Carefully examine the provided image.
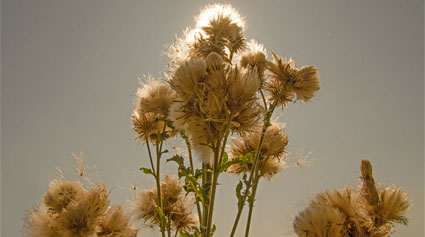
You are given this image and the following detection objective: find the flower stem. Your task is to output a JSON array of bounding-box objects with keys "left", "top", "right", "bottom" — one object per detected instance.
[
  {"left": 180, "top": 131, "right": 203, "bottom": 228},
  {"left": 205, "top": 117, "right": 232, "bottom": 236},
  {"left": 145, "top": 137, "right": 156, "bottom": 175},
  {"left": 230, "top": 103, "right": 276, "bottom": 237},
  {"left": 155, "top": 123, "right": 168, "bottom": 237},
  {"left": 245, "top": 173, "right": 261, "bottom": 236}
]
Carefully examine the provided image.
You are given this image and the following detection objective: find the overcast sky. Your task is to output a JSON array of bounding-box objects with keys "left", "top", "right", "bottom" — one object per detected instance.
[{"left": 2, "top": 0, "right": 424, "bottom": 236}]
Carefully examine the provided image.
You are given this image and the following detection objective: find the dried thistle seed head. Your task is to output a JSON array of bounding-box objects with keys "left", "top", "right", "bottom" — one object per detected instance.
[
  {"left": 26, "top": 206, "right": 60, "bottom": 237},
  {"left": 230, "top": 123, "right": 288, "bottom": 159},
  {"left": 226, "top": 154, "right": 286, "bottom": 180},
  {"left": 43, "top": 179, "right": 86, "bottom": 214},
  {"left": 261, "top": 157, "right": 286, "bottom": 180},
  {"left": 267, "top": 52, "right": 320, "bottom": 105},
  {"left": 131, "top": 112, "right": 175, "bottom": 144},
  {"left": 130, "top": 188, "right": 158, "bottom": 225},
  {"left": 293, "top": 65, "right": 320, "bottom": 103},
  {"left": 169, "top": 198, "right": 199, "bottom": 233},
  {"left": 230, "top": 101, "right": 263, "bottom": 135},
  {"left": 135, "top": 78, "right": 176, "bottom": 117},
  {"left": 131, "top": 174, "right": 198, "bottom": 231},
  {"left": 97, "top": 205, "right": 138, "bottom": 237},
  {"left": 312, "top": 188, "right": 363, "bottom": 232},
  {"left": 227, "top": 67, "right": 261, "bottom": 108},
  {"left": 378, "top": 187, "right": 409, "bottom": 226},
  {"left": 57, "top": 183, "right": 110, "bottom": 237},
  {"left": 169, "top": 58, "right": 207, "bottom": 101},
  {"left": 206, "top": 51, "right": 225, "bottom": 72},
  {"left": 185, "top": 121, "right": 215, "bottom": 164},
  {"left": 353, "top": 184, "right": 409, "bottom": 236},
  {"left": 161, "top": 174, "right": 184, "bottom": 205},
  {"left": 293, "top": 205, "right": 348, "bottom": 237},
  {"left": 192, "top": 36, "right": 228, "bottom": 60},
  {"left": 227, "top": 123, "right": 288, "bottom": 178},
  {"left": 239, "top": 39, "right": 268, "bottom": 81},
  {"left": 195, "top": 3, "right": 245, "bottom": 39},
  {"left": 226, "top": 67, "right": 263, "bottom": 134},
  {"left": 168, "top": 28, "right": 206, "bottom": 66}
]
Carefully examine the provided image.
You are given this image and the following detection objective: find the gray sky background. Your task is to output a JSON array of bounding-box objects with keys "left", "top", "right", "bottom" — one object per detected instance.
[{"left": 1, "top": 0, "right": 424, "bottom": 236}]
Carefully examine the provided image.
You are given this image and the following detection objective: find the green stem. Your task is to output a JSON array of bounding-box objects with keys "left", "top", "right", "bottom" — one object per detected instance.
[
  {"left": 205, "top": 117, "right": 232, "bottom": 236},
  {"left": 202, "top": 163, "right": 212, "bottom": 236},
  {"left": 166, "top": 216, "right": 172, "bottom": 237},
  {"left": 145, "top": 137, "right": 156, "bottom": 175},
  {"left": 155, "top": 143, "right": 165, "bottom": 237},
  {"left": 155, "top": 123, "right": 168, "bottom": 237},
  {"left": 145, "top": 135, "right": 165, "bottom": 237},
  {"left": 230, "top": 103, "right": 276, "bottom": 237},
  {"left": 245, "top": 173, "right": 261, "bottom": 237},
  {"left": 181, "top": 131, "right": 203, "bottom": 228},
  {"left": 259, "top": 89, "right": 268, "bottom": 111}
]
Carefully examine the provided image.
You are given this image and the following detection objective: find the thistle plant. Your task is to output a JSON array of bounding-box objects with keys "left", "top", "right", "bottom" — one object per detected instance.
[
  {"left": 26, "top": 175, "right": 138, "bottom": 237},
  {"left": 293, "top": 160, "right": 410, "bottom": 237},
  {"left": 131, "top": 3, "right": 319, "bottom": 237},
  {"left": 25, "top": 4, "right": 412, "bottom": 237}
]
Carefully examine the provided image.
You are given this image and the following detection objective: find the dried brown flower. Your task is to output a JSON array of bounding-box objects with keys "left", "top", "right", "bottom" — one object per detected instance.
[
  {"left": 239, "top": 39, "right": 268, "bottom": 81},
  {"left": 266, "top": 52, "right": 320, "bottom": 106},
  {"left": 135, "top": 78, "right": 176, "bottom": 117},
  {"left": 294, "top": 160, "right": 410, "bottom": 237},
  {"left": 293, "top": 205, "right": 348, "bottom": 237},
  {"left": 227, "top": 123, "right": 288, "bottom": 179},
  {"left": 131, "top": 112, "right": 175, "bottom": 144},
  {"left": 57, "top": 183, "right": 109, "bottom": 237},
  {"left": 43, "top": 179, "right": 86, "bottom": 214},
  {"left": 97, "top": 205, "right": 138, "bottom": 237},
  {"left": 131, "top": 174, "right": 198, "bottom": 232},
  {"left": 26, "top": 206, "right": 60, "bottom": 237}
]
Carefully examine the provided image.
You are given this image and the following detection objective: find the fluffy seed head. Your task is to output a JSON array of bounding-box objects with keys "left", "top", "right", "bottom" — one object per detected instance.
[
  {"left": 239, "top": 39, "right": 268, "bottom": 81},
  {"left": 206, "top": 51, "right": 225, "bottom": 72},
  {"left": 195, "top": 4, "right": 245, "bottom": 35},
  {"left": 131, "top": 112, "right": 175, "bottom": 144},
  {"left": 135, "top": 78, "right": 176, "bottom": 116},
  {"left": 43, "top": 179, "right": 86, "bottom": 214},
  {"left": 227, "top": 67, "right": 262, "bottom": 134},
  {"left": 169, "top": 58, "right": 207, "bottom": 102},
  {"left": 168, "top": 28, "right": 206, "bottom": 65},
  {"left": 131, "top": 175, "right": 198, "bottom": 232},
  {"left": 293, "top": 66, "right": 320, "bottom": 103},
  {"left": 312, "top": 188, "right": 363, "bottom": 233},
  {"left": 57, "top": 183, "right": 110, "bottom": 237},
  {"left": 378, "top": 187, "right": 409, "bottom": 225},
  {"left": 267, "top": 52, "right": 320, "bottom": 105},
  {"left": 293, "top": 205, "right": 348, "bottom": 237},
  {"left": 227, "top": 123, "right": 288, "bottom": 179},
  {"left": 169, "top": 198, "right": 199, "bottom": 233},
  {"left": 230, "top": 123, "right": 288, "bottom": 159},
  {"left": 26, "top": 206, "right": 60, "bottom": 237},
  {"left": 97, "top": 205, "right": 138, "bottom": 237}
]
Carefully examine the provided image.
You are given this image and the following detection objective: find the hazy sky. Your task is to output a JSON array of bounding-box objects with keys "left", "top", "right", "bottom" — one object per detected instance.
[{"left": 2, "top": 0, "right": 424, "bottom": 236}]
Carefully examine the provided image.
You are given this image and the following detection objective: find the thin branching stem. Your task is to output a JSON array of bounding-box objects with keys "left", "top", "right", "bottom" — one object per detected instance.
[
  {"left": 259, "top": 89, "right": 268, "bottom": 111},
  {"left": 145, "top": 136, "right": 156, "bottom": 175},
  {"left": 180, "top": 131, "right": 203, "bottom": 228},
  {"left": 245, "top": 173, "right": 261, "bottom": 236},
  {"left": 205, "top": 115, "right": 232, "bottom": 236},
  {"left": 230, "top": 103, "right": 276, "bottom": 236},
  {"left": 154, "top": 123, "right": 168, "bottom": 237},
  {"left": 166, "top": 216, "right": 172, "bottom": 237}
]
